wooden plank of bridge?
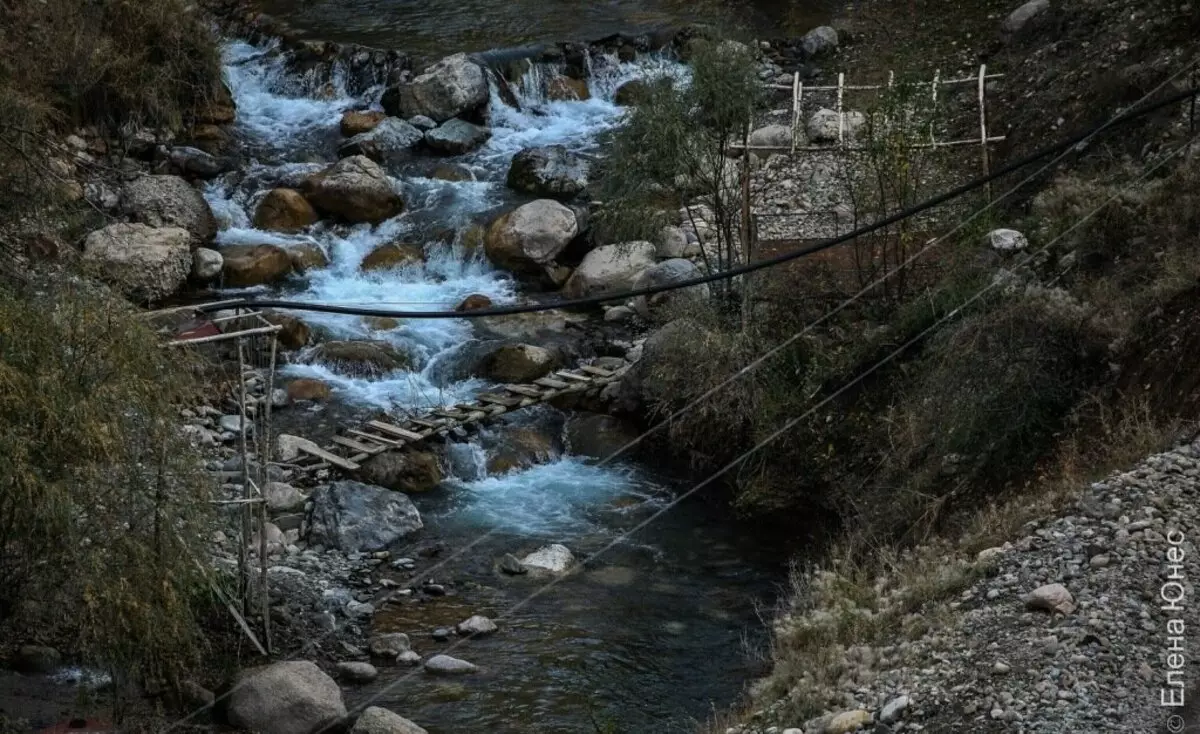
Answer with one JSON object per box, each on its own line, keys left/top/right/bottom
{"left": 367, "top": 420, "right": 425, "bottom": 442}
{"left": 534, "top": 377, "right": 571, "bottom": 390}
{"left": 431, "top": 408, "right": 469, "bottom": 420}
{"left": 297, "top": 443, "right": 361, "bottom": 471}
{"left": 505, "top": 384, "right": 544, "bottom": 398}
{"left": 346, "top": 428, "right": 402, "bottom": 446}
{"left": 407, "top": 417, "right": 442, "bottom": 429}
{"left": 578, "top": 365, "right": 614, "bottom": 377}
{"left": 477, "top": 392, "right": 522, "bottom": 407}
{"left": 554, "top": 370, "right": 591, "bottom": 383}
{"left": 331, "top": 435, "right": 385, "bottom": 455}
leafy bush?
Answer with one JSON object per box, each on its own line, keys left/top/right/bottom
{"left": 0, "top": 277, "right": 217, "bottom": 685}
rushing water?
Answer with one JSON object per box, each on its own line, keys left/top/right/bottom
{"left": 208, "top": 39, "right": 784, "bottom": 733}
{"left": 256, "top": 0, "right": 831, "bottom": 58}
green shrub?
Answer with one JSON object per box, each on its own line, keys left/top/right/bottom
{"left": 0, "top": 277, "right": 217, "bottom": 686}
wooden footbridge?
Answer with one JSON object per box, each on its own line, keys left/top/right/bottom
{"left": 288, "top": 362, "right": 627, "bottom": 474}
{"left": 146, "top": 301, "right": 628, "bottom": 476}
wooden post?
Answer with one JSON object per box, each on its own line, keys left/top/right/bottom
{"left": 236, "top": 329, "right": 251, "bottom": 615}
{"left": 791, "top": 72, "right": 801, "bottom": 154}
{"left": 259, "top": 332, "right": 277, "bottom": 653}
{"left": 837, "top": 72, "right": 846, "bottom": 147}
{"left": 930, "top": 69, "right": 940, "bottom": 145}
{"left": 978, "top": 64, "right": 992, "bottom": 199}
{"left": 740, "top": 120, "right": 753, "bottom": 332}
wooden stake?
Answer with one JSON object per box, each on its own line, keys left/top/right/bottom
{"left": 978, "top": 64, "right": 993, "bottom": 200}
{"left": 791, "top": 72, "right": 801, "bottom": 155}
{"left": 837, "top": 72, "right": 846, "bottom": 147}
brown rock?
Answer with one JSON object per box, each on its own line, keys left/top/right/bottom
{"left": 301, "top": 156, "right": 404, "bottom": 225}
{"left": 614, "top": 79, "right": 652, "bottom": 106}
{"left": 221, "top": 245, "right": 294, "bottom": 287}
{"left": 360, "top": 242, "right": 425, "bottom": 272}
{"left": 289, "top": 243, "right": 330, "bottom": 272}
{"left": 195, "top": 82, "right": 237, "bottom": 125}
{"left": 363, "top": 316, "right": 401, "bottom": 331}
{"left": 311, "top": 340, "right": 411, "bottom": 377}
{"left": 546, "top": 76, "right": 590, "bottom": 101}
{"left": 254, "top": 188, "right": 319, "bottom": 233}
{"left": 485, "top": 343, "right": 557, "bottom": 382}
{"left": 461, "top": 224, "right": 487, "bottom": 255}
{"left": 263, "top": 312, "right": 311, "bottom": 349}
{"left": 486, "top": 427, "right": 558, "bottom": 474}
{"left": 455, "top": 294, "right": 493, "bottom": 312}
{"left": 355, "top": 450, "right": 443, "bottom": 493}
{"left": 429, "top": 163, "right": 475, "bottom": 182}
{"left": 287, "top": 379, "right": 332, "bottom": 401}
{"left": 340, "top": 110, "right": 387, "bottom": 137}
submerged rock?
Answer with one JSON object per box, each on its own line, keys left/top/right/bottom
{"left": 546, "top": 76, "right": 590, "bottom": 101}
{"left": 307, "top": 480, "right": 423, "bottom": 553}
{"left": 335, "top": 661, "right": 378, "bottom": 684}
{"left": 360, "top": 242, "right": 426, "bottom": 271}
{"left": 227, "top": 661, "right": 346, "bottom": 734}
{"left": 506, "top": 145, "right": 590, "bottom": 199}
{"left": 456, "top": 615, "right": 498, "bottom": 636}
{"left": 310, "top": 340, "right": 411, "bottom": 377}
{"left": 424, "top": 654, "right": 478, "bottom": 675}
{"left": 351, "top": 707, "right": 428, "bottom": 734}
{"left": 564, "top": 413, "right": 639, "bottom": 461}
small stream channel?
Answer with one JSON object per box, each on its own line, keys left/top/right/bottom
{"left": 202, "top": 36, "right": 790, "bottom": 734}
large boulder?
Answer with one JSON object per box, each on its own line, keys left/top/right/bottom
{"left": 506, "top": 145, "right": 590, "bottom": 199}
{"left": 564, "top": 413, "right": 639, "bottom": 461}
{"left": 563, "top": 242, "right": 656, "bottom": 299}
{"left": 339, "top": 118, "right": 425, "bottom": 161}
{"left": 807, "top": 108, "right": 867, "bottom": 144}
{"left": 386, "top": 53, "right": 489, "bottom": 123}
{"left": 168, "top": 146, "right": 228, "bottom": 179}
{"left": 227, "top": 661, "right": 346, "bottom": 734}
{"left": 289, "top": 243, "right": 331, "bottom": 272}
{"left": 747, "top": 124, "right": 796, "bottom": 157}
{"left": 311, "top": 340, "right": 411, "bottom": 377}
{"left": 254, "top": 188, "right": 319, "bottom": 233}
{"left": 192, "top": 247, "right": 223, "bottom": 281}
{"left": 82, "top": 223, "right": 192, "bottom": 302}
{"left": 121, "top": 174, "right": 217, "bottom": 243}
{"left": 352, "top": 707, "right": 428, "bottom": 734}
{"left": 424, "top": 119, "right": 491, "bottom": 155}
{"left": 800, "top": 26, "right": 839, "bottom": 58}
{"left": 484, "top": 343, "right": 557, "bottom": 382}
{"left": 1002, "top": 0, "right": 1050, "bottom": 33}
{"left": 307, "top": 480, "right": 423, "bottom": 552}
{"left": 484, "top": 200, "right": 578, "bottom": 273}
{"left": 632, "top": 258, "right": 708, "bottom": 318}
{"left": 521, "top": 544, "right": 574, "bottom": 574}
{"left": 302, "top": 156, "right": 404, "bottom": 224}
{"left": 355, "top": 450, "right": 443, "bottom": 493}
{"left": 220, "top": 244, "right": 294, "bottom": 287}
{"left": 360, "top": 242, "right": 426, "bottom": 271}
{"left": 614, "top": 79, "right": 652, "bottom": 107}
{"left": 486, "top": 427, "right": 561, "bottom": 474}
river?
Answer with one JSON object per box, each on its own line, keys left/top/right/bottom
{"left": 203, "top": 19, "right": 806, "bottom": 733}
{"left": 254, "top": 0, "right": 831, "bottom": 58}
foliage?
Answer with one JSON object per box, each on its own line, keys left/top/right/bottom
{"left": 596, "top": 37, "right": 765, "bottom": 291}
{"left": 0, "top": 0, "right": 222, "bottom": 221}
{"left": 0, "top": 277, "right": 217, "bottom": 687}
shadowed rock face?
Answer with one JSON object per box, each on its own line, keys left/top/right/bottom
{"left": 307, "top": 480, "right": 423, "bottom": 552}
